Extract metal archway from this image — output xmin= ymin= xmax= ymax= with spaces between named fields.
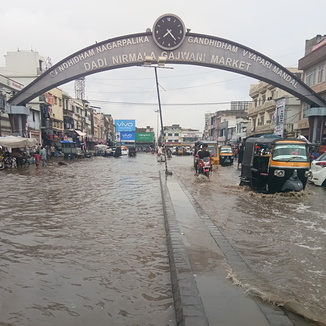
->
xmin=9 ymin=31 xmax=326 ymax=107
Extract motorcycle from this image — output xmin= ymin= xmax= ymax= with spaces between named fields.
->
xmin=196 ymin=156 xmax=212 ymax=178
xmin=0 ymin=152 xmax=15 ymax=169
xmin=0 ymin=155 xmax=4 ymax=170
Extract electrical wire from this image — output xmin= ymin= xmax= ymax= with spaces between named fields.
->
xmin=86 ymin=99 xmax=239 ymax=106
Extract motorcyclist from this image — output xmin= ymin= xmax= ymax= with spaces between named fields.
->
xmin=194 ymin=144 xmax=211 ymax=175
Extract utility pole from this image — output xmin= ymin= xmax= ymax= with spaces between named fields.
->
xmin=144 ymin=56 xmax=173 ymax=175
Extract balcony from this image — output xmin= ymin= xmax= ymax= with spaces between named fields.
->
xmin=248 ymin=100 xmax=275 ymax=115
xmin=63 ymin=110 xmax=74 ymax=117
xmin=255 ymin=124 xmax=274 ymax=134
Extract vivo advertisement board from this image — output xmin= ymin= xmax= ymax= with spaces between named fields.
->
xmin=115 ymin=119 xmax=136 ymax=131
xmin=120 ymin=131 xmax=136 ymax=141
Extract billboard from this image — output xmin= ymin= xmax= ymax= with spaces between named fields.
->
xmin=136 ymin=132 xmax=154 ymax=142
xmin=120 ymin=131 xmax=136 ymax=141
xmin=115 ymin=119 xmax=136 ymax=131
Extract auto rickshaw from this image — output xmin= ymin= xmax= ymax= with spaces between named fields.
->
xmin=219 ymin=145 xmax=234 ymax=166
xmin=94 ymin=144 xmax=108 ymax=156
xmin=240 ymin=136 xmax=311 ymax=193
xmin=194 ymin=141 xmax=219 ymax=167
xmin=60 ymin=141 xmax=77 ymax=159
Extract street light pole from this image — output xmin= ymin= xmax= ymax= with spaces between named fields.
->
xmin=154 ymin=109 xmax=159 ymax=147
xmin=154 ymin=66 xmax=164 ymax=146
xmin=144 ymin=56 xmax=172 ymax=175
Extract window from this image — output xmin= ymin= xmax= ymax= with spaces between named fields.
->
xmin=174 ymin=133 xmax=179 ymax=136
xmin=168 ymin=133 xmax=172 ymax=136
xmin=271 ymin=90 xmax=275 ymax=99
xmin=59 ymin=98 xmax=62 ymax=107
xmin=272 ymin=144 xmax=309 ymax=162
xmin=306 ymin=68 xmax=316 ymax=86
xmin=257 ymin=115 xmax=264 ymax=126
xmin=317 ymin=64 xmax=324 ymax=84
xmin=32 ymin=111 xmax=35 ymax=122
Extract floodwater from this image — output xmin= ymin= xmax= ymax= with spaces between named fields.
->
xmin=168 ymin=155 xmax=326 ymax=325
xmin=1 ymin=152 xmax=326 ymax=325
xmin=0 ymin=154 xmax=176 ymax=326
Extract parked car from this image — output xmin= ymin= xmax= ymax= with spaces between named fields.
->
xmin=309 ymin=151 xmax=326 ymax=187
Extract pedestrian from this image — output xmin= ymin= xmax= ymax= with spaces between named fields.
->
xmin=40 ymin=146 xmax=47 ymax=167
xmin=34 ymin=151 xmax=41 ymax=168
xmin=237 ymin=146 xmax=244 ymax=169
xmin=50 ymin=145 xmax=55 ymax=158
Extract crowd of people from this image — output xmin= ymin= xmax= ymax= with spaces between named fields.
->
xmin=0 ymin=144 xmax=58 ymax=169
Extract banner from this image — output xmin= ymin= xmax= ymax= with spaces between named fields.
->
xmin=274 ymin=99 xmax=285 ymax=137
xmin=120 ymin=131 xmax=136 ymax=141
xmin=115 ymin=119 xmax=136 ymax=131
xmin=136 ymin=132 xmax=154 ymax=142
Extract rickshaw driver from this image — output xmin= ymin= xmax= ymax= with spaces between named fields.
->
xmin=194 ymin=144 xmax=211 ymax=176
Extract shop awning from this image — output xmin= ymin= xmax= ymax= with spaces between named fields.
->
xmin=0 ymin=135 xmax=37 ymax=148
xmin=75 ymin=130 xmax=86 ymax=137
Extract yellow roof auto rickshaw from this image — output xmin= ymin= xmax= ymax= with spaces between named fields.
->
xmin=240 ymin=136 xmax=311 ymax=193
xmin=219 ymin=145 xmax=234 ymax=166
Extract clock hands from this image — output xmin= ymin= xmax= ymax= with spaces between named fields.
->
xmin=163 ymin=29 xmax=176 ymax=40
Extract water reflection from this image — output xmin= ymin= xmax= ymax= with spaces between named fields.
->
xmin=0 ymin=154 xmax=175 ymax=326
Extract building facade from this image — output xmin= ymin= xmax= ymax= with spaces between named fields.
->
xmin=0 ymin=74 xmax=25 ymax=136
xmin=297 ymin=35 xmax=326 ymax=143
xmin=0 ymin=51 xmax=49 ymax=141
xmin=205 ymin=102 xmax=249 ymax=145
xmin=248 ymin=68 xmax=302 ymax=138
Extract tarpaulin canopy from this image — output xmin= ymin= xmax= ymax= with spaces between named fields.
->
xmin=0 ymin=136 xmax=37 ymax=148
xmin=75 ymin=129 xmax=86 ymax=137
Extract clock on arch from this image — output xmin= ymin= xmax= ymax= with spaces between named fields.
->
xmin=152 ymin=14 xmax=186 ymax=51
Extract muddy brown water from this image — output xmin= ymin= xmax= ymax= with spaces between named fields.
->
xmin=168 ymin=155 xmax=326 ymax=325
xmin=1 ymin=153 xmax=325 ymax=325
xmin=0 ymin=154 xmax=176 ymax=326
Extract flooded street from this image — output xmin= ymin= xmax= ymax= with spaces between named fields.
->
xmin=1 ymin=153 xmax=326 ymax=325
xmin=168 ymin=155 xmax=326 ymax=324
xmin=0 ymin=154 xmax=175 ymax=326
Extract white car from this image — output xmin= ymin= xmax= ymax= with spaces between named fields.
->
xmin=309 ymin=152 xmax=326 ymax=187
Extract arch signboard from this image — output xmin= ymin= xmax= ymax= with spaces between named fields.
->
xmin=9 ymin=14 xmax=326 ymax=108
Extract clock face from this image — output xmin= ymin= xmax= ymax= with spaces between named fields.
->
xmin=152 ymin=14 xmax=186 ymax=50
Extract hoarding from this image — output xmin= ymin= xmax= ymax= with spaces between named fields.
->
xmin=136 ymin=132 xmax=154 ymax=142
xmin=274 ymin=99 xmax=285 ymax=137
xmin=120 ymin=131 xmax=136 ymax=141
xmin=115 ymin=119 xmax=136 ymax=132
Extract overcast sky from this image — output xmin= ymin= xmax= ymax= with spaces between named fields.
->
xmin=1 ymin=0 xmax=325 ymax=133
